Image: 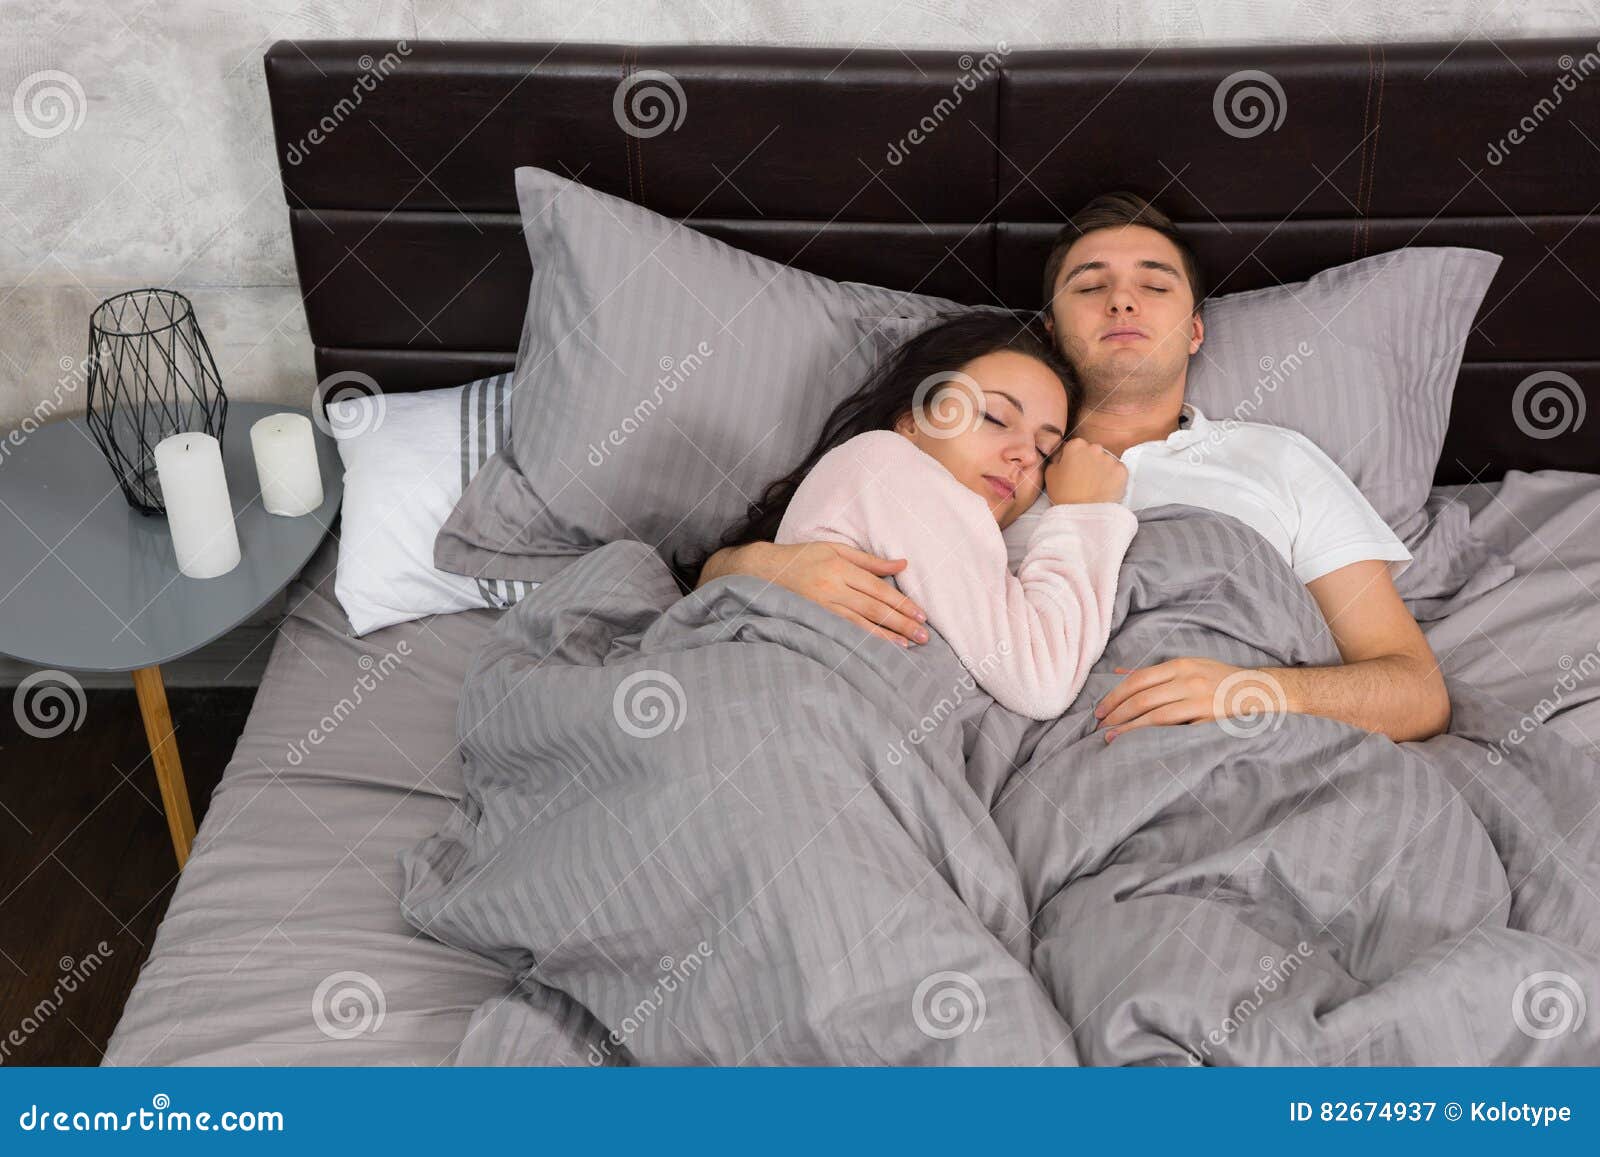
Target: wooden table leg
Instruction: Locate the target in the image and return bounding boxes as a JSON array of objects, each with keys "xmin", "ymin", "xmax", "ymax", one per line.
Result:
[{"xmin": 131, "ymin": 665, "xmax": 197, "ymax": 869}]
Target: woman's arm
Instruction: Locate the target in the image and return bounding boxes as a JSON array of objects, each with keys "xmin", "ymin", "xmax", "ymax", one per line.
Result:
[{"xmin": 696, "ymin": 540, "xmax": 930, "ymax": 647}]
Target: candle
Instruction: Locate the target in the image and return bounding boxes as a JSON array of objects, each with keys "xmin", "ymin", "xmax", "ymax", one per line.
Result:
[
  {"xmin": 153, "ymin": 431, "xmax": 241, "ymax": 579},
  {"xmin": 250, "ymin": 412, "xmax": 324, "ymax": 516}
]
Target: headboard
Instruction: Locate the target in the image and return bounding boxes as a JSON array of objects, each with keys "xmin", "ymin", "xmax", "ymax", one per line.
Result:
[{"xmin": 264, "ymin": 38, "xmax": 1600, "ymax": 484}]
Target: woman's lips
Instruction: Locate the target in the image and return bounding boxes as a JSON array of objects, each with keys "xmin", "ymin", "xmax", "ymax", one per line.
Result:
[{"xmin": 983, "ymin": 475, "xmax": 1016, "ymax": 500}]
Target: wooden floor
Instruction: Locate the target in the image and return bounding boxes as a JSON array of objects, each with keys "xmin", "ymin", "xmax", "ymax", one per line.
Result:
[{"xmin": 0, "ymin": 688, "xmax": 256, "ymax": 1066}]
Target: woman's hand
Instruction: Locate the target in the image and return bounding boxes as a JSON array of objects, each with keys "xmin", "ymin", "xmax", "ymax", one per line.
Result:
[
  {"xmin": 1045, "ymin": 438, "xmax": 1129, "ymax": 505},
  {"xmin": 698, "ymin": 541, "xmax": 930, "ymax": 647}
]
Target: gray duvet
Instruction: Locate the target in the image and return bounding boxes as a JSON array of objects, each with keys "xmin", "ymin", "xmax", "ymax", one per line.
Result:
[{"xmin": 400, "ymin": 506, "xmax": 1600, "ymax": 1065}]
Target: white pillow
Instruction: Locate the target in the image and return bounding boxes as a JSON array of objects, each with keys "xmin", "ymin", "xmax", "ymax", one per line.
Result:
[{"xmin": 330, "ymin": 375, "xmax": 535, "ymax": 636}]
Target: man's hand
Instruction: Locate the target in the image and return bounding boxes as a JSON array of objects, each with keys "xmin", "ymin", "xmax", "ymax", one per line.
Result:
[
  {"xmin": 1094, "ymin": 560, "xmax": 1451, "ymax": 743},
  {"xmin": 1093, "ymin": 657, "xmax": 1243, "ymax": 740},
  {"xmin": 697, "ymin": 540, "xmax": 929, "ymax": 647}
]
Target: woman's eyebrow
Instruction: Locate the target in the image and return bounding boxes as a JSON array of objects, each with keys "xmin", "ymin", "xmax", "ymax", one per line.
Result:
[{"xmin": 985, "ymin": 390, "xmax": 1064, "ymax": 438}]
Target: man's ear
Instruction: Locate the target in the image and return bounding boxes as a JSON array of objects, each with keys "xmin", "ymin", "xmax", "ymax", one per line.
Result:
[{"xmin": 1188, "ymin": 309, "xmax": 1204, "ymax": 356}]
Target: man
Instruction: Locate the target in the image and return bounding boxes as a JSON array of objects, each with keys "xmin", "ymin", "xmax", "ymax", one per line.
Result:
[{"xmin": 698, "ymin": 193, "xmax": 1450, "ymax": 743}]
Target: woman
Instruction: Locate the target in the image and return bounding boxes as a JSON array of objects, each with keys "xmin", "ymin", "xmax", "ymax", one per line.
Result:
[{"xmin": 682, "ymin": 311, "xmax": 1133, "ymax": 719}]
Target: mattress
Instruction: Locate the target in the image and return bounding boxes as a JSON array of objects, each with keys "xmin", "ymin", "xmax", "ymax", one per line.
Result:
[
  {"xmin": 103, "ymin": 470, "xmax": 1600, "ymax": 1066},
  {"xmin": 102, "ymin": 539, "xmax": 514, "ymax": 1065}
]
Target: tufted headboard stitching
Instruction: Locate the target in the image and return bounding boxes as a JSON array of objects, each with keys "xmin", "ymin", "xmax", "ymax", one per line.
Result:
[{"xmin": 264, "ymin": 38, "xmax": 1600, "ymax": 484}]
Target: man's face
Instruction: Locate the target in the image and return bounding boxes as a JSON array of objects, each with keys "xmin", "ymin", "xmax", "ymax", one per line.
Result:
[{"xmin": 1044, "ymin": 224, "xmax": 1204, "ymax": 407}]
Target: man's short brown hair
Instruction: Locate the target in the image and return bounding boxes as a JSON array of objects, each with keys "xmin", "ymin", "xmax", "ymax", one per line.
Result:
[{"xmin": 1041, "ymin": 192, "xmax": 1205, "ymax": 313}]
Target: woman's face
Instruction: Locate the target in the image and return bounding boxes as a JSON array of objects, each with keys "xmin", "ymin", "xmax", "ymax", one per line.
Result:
[{"xmin": 894, "ymin": 349, "xmax": 1069, "ymax": 528}]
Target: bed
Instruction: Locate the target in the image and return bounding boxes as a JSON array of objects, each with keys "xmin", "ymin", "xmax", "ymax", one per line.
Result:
[{"xmin": 105, "ymin": 37, "xmax": 1600, "ymax": 1065}]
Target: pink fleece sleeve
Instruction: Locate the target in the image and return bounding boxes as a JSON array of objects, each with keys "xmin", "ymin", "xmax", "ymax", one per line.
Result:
[{"xmin": 775, "ymin": 430, "xmax": 1138, "ymax": 719}]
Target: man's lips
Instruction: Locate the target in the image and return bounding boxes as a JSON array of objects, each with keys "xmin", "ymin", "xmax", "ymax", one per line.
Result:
[
  {"xmin": 1101, "ymin": 327, "xmax": 1148, "ymax": 342},
  {"xmin": 983, "ymin": 475, "xmax": 1016, "ymax": 500}
]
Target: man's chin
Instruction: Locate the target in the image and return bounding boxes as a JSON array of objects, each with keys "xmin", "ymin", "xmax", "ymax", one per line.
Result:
[{"xmin": 1084, "ymin": 361, "xmax": 1179, "ymax": 403}]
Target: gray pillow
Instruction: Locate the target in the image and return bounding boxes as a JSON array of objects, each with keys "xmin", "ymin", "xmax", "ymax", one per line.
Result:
[
  {"xmin": 433, "ymin": 166, "xmax": 965, "ymax": 582},
  {"xmin": 859, "ymin": 247, "xmax": 1513, "ymax": 608}
]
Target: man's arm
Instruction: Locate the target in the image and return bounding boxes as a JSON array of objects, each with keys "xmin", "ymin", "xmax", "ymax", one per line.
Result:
[
  {"xmin": 1093, "ymin": 559, "xmax": 1451, "ymax": 743},
  {"xmin": 697, "ymin": 541, "xmax": 930, "ymax": 647}
]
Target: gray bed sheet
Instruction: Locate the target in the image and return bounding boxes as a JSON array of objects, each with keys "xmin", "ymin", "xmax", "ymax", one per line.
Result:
[
  {"xmin": 1425, "ymin": 470, "xmax": 1600, "ymax": 755},
  {"xmin": 104, "ymin": 469, "xmax": 1600, "ymax": 1066},
  {"xmin": 103, "ymin": 539, "xmax": 516, "ymax": 1065}
]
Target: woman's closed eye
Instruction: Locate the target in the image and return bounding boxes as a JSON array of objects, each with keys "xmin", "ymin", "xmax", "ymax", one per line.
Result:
[{"xmin": 987, "ymin": 416, "xmax": 1055, "ymax": 466}]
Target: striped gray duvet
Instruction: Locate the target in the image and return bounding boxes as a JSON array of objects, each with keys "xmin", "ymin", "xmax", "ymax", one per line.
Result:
[{"xmin": 400, "ymin": 506, "xmax": 1600, "ymax": 1065}]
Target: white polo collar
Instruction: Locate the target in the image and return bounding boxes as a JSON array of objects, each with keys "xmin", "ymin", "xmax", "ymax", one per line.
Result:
[{"xmin": 1150, "ymin": 402, "xmax": 1209, "ymax": 449}]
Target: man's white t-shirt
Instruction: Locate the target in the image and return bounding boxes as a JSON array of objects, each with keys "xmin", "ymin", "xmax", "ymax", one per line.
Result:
[{"xmin": 1003, "ymin": 403, "xmax": 1411, "ymax": 585}]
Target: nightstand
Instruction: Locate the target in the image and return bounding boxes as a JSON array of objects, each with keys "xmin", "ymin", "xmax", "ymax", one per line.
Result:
[{"xmin": 0, "ymin": 401, "xmax": 343, "ymax": 867}]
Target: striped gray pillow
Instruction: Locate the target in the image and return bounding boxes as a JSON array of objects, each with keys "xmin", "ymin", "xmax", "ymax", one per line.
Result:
[{"xmin": 434, "ymin": 166, "xmax": 966, "ymax": 583}]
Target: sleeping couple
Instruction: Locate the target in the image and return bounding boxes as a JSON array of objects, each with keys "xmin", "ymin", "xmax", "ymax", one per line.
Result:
[{"xmin": 687, "ymin": 193, "xmax": 1452, "ymax": 743}]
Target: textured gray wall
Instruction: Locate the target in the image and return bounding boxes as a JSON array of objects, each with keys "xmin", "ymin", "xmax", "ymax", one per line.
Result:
[{"xmin": 1, "ymin": 1, "xmax": 1594, "ymax": 434}]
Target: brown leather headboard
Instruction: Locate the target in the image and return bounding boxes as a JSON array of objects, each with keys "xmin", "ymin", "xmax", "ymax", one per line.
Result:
[{"xmin": 264, "ymin": 38, "xmax": 1600, "ymax": 483}]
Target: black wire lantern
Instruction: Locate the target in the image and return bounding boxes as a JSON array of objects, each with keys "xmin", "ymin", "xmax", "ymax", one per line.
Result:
[{"xmin": 84, "ymin": 288, "xmax": 227, "ymax": 515}]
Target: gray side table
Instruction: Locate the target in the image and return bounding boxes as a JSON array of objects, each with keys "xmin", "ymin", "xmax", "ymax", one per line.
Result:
[{"xmin": 0, "ymin": 402, "xmax": 342, "ymax": 867}]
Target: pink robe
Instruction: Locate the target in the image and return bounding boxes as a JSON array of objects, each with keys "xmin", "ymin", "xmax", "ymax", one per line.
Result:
[{"xmin": 776, "ymin": 430, "xmax": 1138, "ymax": 719}]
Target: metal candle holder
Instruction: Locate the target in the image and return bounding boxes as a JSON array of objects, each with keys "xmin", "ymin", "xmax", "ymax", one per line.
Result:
[{"xmin": 84, "ymin": 288, "xmax": 227, "ymax": 514}]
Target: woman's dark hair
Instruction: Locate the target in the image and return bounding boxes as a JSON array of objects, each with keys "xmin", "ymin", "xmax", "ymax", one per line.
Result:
[{"xmin": 672, "ymin": 309, "xmax": 1077, "ymax": 590}]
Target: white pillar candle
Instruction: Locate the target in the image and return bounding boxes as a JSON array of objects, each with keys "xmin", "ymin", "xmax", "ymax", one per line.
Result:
[
  {"xmin": 250, "ymin": 412, "xmax": 324, "ymax": 516},
  {"xmin": 154, "ymin": 431, "xmax": 241, "ymax": 579}
]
